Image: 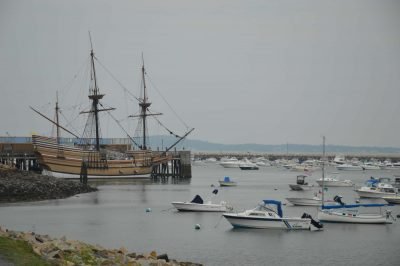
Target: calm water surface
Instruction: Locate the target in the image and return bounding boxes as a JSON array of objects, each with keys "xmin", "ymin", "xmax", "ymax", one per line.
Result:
[{"xmin": 1, "ymin": 164, "xmax": 400, "ymax": 265}]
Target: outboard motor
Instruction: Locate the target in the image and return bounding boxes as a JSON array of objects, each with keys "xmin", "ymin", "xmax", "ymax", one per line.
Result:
[
  {"xmin": 302, "ymin": 213, "xmax": 324, "ymax": 229},
  {"xmin": 385, "ymin": 210, "xmax": 396, "ymax": 221},
  {"xmin": 333, "ymin": 195, "xmax": 345, "ymax": 206}
]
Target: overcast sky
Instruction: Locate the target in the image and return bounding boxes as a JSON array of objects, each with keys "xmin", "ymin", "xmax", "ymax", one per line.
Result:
[{"xmin": 1, "ymin": 0, "xmax": 400, "ymax": 147}]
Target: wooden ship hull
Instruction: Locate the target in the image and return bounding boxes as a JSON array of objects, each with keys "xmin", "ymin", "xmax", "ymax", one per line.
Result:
[{"xmin": 32, "ymin": 135, "xmax": 170, "ymax": 179}]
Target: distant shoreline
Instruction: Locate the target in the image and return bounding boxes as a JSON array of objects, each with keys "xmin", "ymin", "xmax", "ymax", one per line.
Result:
[{"xmin": 192, "ymin": 152, "xmax": 400, "ymax": 162}]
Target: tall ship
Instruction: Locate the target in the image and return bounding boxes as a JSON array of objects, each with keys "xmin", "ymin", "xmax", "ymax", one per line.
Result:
[{"xmin": 31, "ymin": 38, "xmax": 192, "ymax": 179}]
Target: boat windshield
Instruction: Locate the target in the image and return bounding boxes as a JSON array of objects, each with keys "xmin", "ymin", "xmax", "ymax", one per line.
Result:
[
  {"xmin": 379, "ymin": 177, "xmax": 391, "ymax": 184},
  {"xmin": 248, "ymin": 212, "xmax": 267, "ymax": 217},
  {"xmin": 256, "ymin": 204, "xmax": 278, "ymax": 216}
]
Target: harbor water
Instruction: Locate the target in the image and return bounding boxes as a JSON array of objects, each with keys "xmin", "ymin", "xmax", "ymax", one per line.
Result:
[{"xmin": 1, "ymin": 164, "xmax": 400, "ymax": 265}]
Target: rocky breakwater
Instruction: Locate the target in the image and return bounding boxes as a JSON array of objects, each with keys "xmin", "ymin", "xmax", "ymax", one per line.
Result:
[
  {"xmin": 0, "ymin": 226, "xmax": 201, "ymax": 266},
  {"xmin": 0, "ymin": 164, "xmax": 97, "ymax": 202}
]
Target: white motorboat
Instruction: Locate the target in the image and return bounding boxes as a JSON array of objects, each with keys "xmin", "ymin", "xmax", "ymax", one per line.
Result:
[
  {"xmin": 391, "ymin": 177, "xmax": 400, "ymax": 189},
  {"xmin": 239, "ymin": 158, "xmax": 259, "ymax": 170},
  {"xmin": 382, "ymin": 195, "xmax": 400, "ymax": 204},
  {"xmin": 204, "ymin": 157, "xmax": 217, "ymax": 163},
  {"xmin": 288, "ymin": 174, "xmax": 313, "ymax": 191},
  {"xmin": 219, "ymin": 159, "xmax": 241, "ymax": 168},
  {"xmin": 255, "ymin": 161, "xmax": 269, "ymax": 167},
  {"xmin": 316, "ymin": 173, "xmax": 353, "ymax": 187},
  {"xmin": 222, "ymin": 200, "xmax": 323, "ymax": 230},
  {"xmin": 172, "ymin": 191, "xmax": 229, "ymax": 212},
  {"xmin": 333, "ymin": 154, "xmax": 346, "ymax": 165},
  {"xmin": 290, "ymin": 165, "xmax": 314, "ymax": 172},
  {"xmin": 286, "ymin": 196, "xmax": 322, "ymax": 206},
  {"xmin": 355, "ymin": 178, "xmax": 397, "ymax": 198},
  {"xmin": 218, "ymin": 176, "xmax": 237, "ymax": 187},
  {"xmin": 336, "ymin": 163, "xmax": 363, "ymax": 171},
  {"xmin": 361, "ymin": 162, "xmax": 381, "ymax": 170}
]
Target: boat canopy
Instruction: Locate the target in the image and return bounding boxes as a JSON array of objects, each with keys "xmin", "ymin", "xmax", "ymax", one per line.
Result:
[
  {"xmin": 224, "ymin": 176, "xmax": 231, "ymax": 182},
  {"xmin": 366, "ymin": 178, "xmax": 380, "ymax": 187},
  {"xmin": 191, "ymin": 195, "xmax": 204, "ymax": 204},
  {"xmin": 262, "ymin": 200, "xmax": 283, "ymax": 217},
  {"xmin": 322, "ymin": 203, "xmax": 391, "ymax": 210}
]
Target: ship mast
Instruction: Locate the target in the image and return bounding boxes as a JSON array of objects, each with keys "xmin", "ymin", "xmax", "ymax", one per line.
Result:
[
  {"xmin": 140, "ymin": 56, "xmax": 150, "ymax": 149},
  {"xmin": 130, "ymin": 55, "xmax": 162, "ymax": 150},
  {"xmin": 55, "ymin": 92, "xmax": 60, "ymax": 144},
  {"xmin": 89, "ymin": 42, "xmax": 101, "ymax": 151},
  {"xmin": 80, "ymin": 34, "xmax": 115, "ymax": 151}
]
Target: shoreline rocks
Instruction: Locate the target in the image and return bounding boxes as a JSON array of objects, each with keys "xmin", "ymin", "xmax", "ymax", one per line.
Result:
[
  {"xmin": 0, "ymin": 165, "xmax": 97, "ymax": 203},
  {"xmin": 0, "ymin": 226, "xmax": 202, "ymax": 266},
  {"xmin": 0, "ymin": 165, "xmax": 202, "ymax": 265}
]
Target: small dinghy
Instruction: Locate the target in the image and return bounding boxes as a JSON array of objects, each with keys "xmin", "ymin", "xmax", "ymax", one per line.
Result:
[
  {"xmin": 286, "ymin": 196, "xmax": 322, "ymax": 206},
  {"xmin": 219, "ymin": 176, "xmax": 237, "ymax": 187},
  {"xmin": 172, "ymin": 189, "xmax": 229, "ymax": 212},
  {"xmin": 288, "ymin": 175, "xmax": 313, "ymax": 191}
]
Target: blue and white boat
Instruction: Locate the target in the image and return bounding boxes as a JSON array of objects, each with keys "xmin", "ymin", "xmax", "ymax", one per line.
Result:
[
  {"xmin": 223, "ymin": 200, "xmax": 323, "ymax": 230},
  {"xmin": 219, "ymin": 176, "xmax": 237, "ymax": 187},
  {"xmin": 355, "ymin": 178, "xmax": 398, "ymax": 198},
  {"xmin": 318, "ymin": 202, "xmax": 394, "ymax": 224}
]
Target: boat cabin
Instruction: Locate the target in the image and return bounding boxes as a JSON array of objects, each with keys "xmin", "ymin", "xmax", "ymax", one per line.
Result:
[
  {"xmin": 296, "ymin": 175, "xmax": 308, "ymax": 185},
  {"xmin": 247, "ymin": 204, "xmax": 280, "ymax": 218}
]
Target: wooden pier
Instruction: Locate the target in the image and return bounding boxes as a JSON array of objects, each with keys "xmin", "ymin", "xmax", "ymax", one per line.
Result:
[
  {"xmin": 0, "ymin": 143, "xmax": 39, "ymax": 171},
  {"xmin": 151, "ymin": 150, "xmax": 192, "ymax": 178}
]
